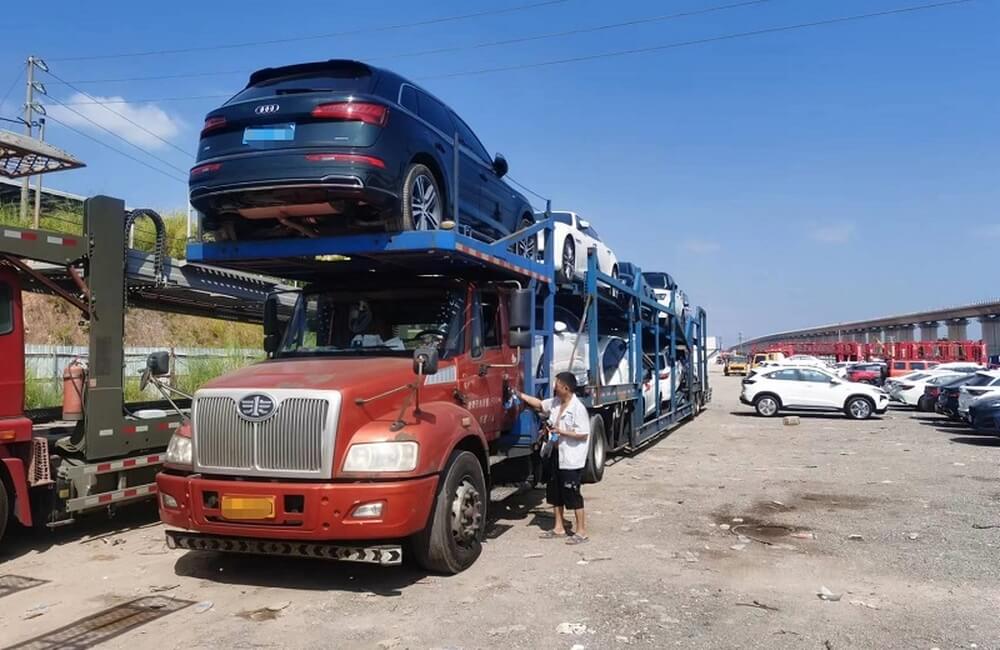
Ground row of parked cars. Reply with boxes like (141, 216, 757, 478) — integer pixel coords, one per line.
(187, 58, 688, 315)
(887, 367, 1000, 434)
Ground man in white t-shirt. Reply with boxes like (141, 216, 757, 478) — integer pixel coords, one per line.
(520, 372, 591, 544)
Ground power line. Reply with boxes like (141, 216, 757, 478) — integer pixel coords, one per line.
(424, 0, 977, 80)
(62, 94, 230, 106)
(0, 67, 23, 108)
(43, 67, 194, 158)
(48, 0, 573, 62)
(43, 114, 187, 183)
(47, 0, 975, 109)
(383, 0, 774, 62)
(42, 95, 190, 175)
(50, 0, 773, 86)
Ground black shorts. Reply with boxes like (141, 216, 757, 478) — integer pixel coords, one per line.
(546, 466, 584, 510)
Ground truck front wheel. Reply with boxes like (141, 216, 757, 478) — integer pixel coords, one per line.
(0, 479, 9, 545)
(412, 450, 487, 574)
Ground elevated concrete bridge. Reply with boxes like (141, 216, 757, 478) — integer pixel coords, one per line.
(743, 299, 1000, 357)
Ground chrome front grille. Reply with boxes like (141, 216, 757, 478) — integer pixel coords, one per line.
(193, 389, 340, 479)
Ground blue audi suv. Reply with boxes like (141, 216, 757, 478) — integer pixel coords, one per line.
(190, 59, 534, 244)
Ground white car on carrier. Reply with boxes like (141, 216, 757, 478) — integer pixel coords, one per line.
(537, 211, 618, 284)
(740, 365, 888, 420)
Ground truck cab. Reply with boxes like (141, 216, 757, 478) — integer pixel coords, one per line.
(158, 276, 526, 573)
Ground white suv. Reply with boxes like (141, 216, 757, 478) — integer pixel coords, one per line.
(740, 365, 889, 420)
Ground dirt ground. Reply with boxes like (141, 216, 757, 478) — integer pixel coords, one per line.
(2, 369, 999, 649)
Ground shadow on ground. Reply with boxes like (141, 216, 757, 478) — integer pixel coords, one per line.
(0, 501, 160, 564)
(949, 436, 1000, 448)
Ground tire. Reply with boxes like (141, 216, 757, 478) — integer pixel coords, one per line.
(411, 450, 487, 574)
(582, 414, 606, 484)
(400, 164, 444, 232)
(754, 394, 780, 417)
(559, 237, 575, 283)
(0, 480, 9, 546)
(845, 396, 875, 420)
(514, 215, 537, 259)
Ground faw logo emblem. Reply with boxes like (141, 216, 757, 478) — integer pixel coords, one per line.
(237, 394, 276, 420)
(254, 104, 280, 115)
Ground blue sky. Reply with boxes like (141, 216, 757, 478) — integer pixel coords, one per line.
(1, 0, 997, 344)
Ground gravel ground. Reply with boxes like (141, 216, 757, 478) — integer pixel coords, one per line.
(2, 370, 999, 649)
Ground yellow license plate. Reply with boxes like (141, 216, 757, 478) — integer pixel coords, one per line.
(221, 495, 275, 520)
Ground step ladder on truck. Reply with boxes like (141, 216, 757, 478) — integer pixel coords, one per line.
(157, 204, 711, 573)
(0, 196, 288, 546)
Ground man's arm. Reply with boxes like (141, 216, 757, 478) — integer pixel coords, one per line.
(519, 391, 544, 411)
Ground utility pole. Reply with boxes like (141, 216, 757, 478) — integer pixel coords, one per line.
(33, 117, 45, 228)
(20, 57, 36, 221)
(19, 56, 48, 222)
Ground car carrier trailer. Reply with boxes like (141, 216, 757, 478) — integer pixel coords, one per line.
(157, 210, 710, 573)
(0, 196, 287, 546)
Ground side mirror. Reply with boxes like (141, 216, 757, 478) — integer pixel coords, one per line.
(830, 378, 842, 385)
(554, 320, 567, 334)
(263, 293, 280, 337)
(508, 288, 532, 349)
(578, 219, 591, 230)
(263, 334, 280, 356)
(413, 345, 439, 375)
(147, 351, 170, 377)
(492, 153, 509, 178)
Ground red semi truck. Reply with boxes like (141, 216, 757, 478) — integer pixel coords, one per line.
(159, 221, 711, 573)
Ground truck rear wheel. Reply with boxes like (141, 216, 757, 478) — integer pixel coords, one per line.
(412, 450, 486, 574)
(582, 414, 606, 484)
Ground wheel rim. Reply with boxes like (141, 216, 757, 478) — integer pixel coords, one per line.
(759, 397, 777, 416)
(514, 220, 537, 258)
(450, 477, 483, 550)
(411, 173, 441, 230)
(561, 241, 574, 280)
(850, 400, 871, 418)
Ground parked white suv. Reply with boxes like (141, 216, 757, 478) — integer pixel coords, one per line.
(740, 365, 889, 419)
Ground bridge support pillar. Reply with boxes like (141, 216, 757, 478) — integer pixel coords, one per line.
(919, 321, 939, 341)
(947, 318, 969, 341)
(981, 316, 1000, 358)
(896, 325, 915, 342)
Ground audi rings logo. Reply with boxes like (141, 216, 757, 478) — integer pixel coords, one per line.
(254, 104, 280, 115)
(237, 393, 276, 420)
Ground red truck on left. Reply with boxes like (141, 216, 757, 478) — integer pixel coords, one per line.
(0, 196, 281, 545)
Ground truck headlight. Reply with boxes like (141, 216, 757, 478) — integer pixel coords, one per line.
(343, 442, 418, 472)
(164, 432, 193, 470)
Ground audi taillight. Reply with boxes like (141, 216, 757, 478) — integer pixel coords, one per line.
(311, 102, 388, 126)
(305, 153, 385, 168)
(201, 116, 227, 135)
(190, 163, 222, 176)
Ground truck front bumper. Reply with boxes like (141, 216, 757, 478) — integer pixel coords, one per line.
(165, 530, 402, 565)
(157, 472, 438, 542)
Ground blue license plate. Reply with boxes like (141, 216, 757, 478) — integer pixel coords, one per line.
(243, 123, 295, 144)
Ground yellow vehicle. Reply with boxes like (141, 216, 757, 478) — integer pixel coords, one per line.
(750, 351, 786, 371)
(724, 354, 749, 376)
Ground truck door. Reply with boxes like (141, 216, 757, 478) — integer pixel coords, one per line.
(0, 270, 24, 418)
(458, 288, 508, 438)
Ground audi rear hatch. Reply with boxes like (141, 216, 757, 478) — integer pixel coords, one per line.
(196, 60, 386, 162)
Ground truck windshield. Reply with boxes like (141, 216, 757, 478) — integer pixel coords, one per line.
(278, 287, 466, 358)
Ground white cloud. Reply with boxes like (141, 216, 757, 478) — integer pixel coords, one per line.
(809, 222, 855, 244)
(48, 93, 185, 150)
(683, 239, 721, 254)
